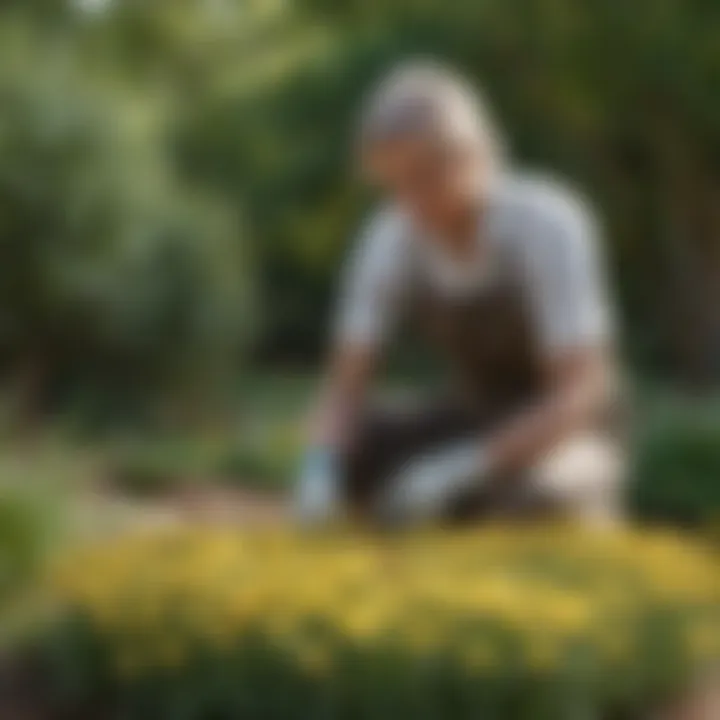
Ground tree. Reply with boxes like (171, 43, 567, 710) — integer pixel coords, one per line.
(0, 17, 253, 426)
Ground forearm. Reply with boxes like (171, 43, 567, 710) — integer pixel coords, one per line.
(297, 344, 376, 523)
(375, 352, 615, 525)
(485, 354, 613, 474)
(309, 388, 360, 450)
(308, 344, 376, 449)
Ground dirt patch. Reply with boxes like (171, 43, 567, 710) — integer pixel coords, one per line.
(70, 483, 290, 540)
(656, 672, 720, 720)
(168, 484, 291, 525)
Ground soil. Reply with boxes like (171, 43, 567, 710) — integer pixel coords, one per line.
(70, 482, 291, 539)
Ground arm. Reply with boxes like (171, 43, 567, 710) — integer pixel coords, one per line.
(377, 349, 614, 525)
(295, 209, 410, 523)
(309, 343, 378, 451)
(488, 187, 615, 474)
(484, 346, 614, 475)
(294, 344, 377, 525)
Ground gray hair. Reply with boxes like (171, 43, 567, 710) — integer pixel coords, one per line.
(358, 60, 506, 169)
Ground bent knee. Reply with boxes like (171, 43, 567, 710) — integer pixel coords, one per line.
(530, 434, 626, 524)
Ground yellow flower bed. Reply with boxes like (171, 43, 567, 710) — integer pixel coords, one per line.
(45, 526, 720, 719)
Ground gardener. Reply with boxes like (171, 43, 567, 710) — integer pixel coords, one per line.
(295, 61, 624, 527)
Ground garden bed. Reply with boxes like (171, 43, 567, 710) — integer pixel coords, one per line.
(26, 525, 720, 719)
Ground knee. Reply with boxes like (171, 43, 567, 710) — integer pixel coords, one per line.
(530, 434, 627, 523)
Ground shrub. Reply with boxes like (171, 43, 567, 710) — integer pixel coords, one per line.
(38, 527, 720, 719)
(106, 438, 225, 497)
(0, 492, 50, 607)
(0, 447, 75, 611)
(0, 29, 254, 424)
(105, 422, 302, 496)
(631, 397, 720, 526)
(219, 420, 302, 491)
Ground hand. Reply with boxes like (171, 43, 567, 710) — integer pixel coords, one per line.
(377, 440, 487, 526)
(294, 448, 340, 525)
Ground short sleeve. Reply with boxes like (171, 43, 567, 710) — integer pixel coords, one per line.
(333, 208, 413, 349)
(521, 189, 613, 353)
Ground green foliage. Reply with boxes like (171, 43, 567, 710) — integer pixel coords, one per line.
(103, 373, 315, 494)
(0, 445, 74, 610)
(106, 426, 302, 497)
(0, 19, 253, 422)
(0, 492, 48, 606)
(219, 425, 301, 491)
(631, 396, 720, 526)
(106, 440, 200, 497)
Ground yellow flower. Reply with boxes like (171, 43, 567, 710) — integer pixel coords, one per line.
(295, 642, 332, 677)
(524, 635, 562, 671)
(154, 639, 188, 669)
(462, 643, 497, 671)
(114, 648, 144, 679)
(687, 623, 720, 662)
(47, 524, 720, 685)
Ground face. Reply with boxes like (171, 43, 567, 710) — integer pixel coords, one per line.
(363, 133, 485, 234)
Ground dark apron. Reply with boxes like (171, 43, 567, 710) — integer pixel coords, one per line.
(341, 251, 620, 521)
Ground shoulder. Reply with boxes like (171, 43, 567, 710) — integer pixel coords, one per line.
(493, 173, 602, 278)
(490, 171, 599, 263)
(357, 203, 413, 246)
(350, 204, 415, 273)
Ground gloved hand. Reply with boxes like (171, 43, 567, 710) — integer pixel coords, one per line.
(377, 440, 487, 526)
(294, 447, 341, 525)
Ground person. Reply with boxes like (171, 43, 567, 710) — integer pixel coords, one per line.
(295, 60, 624, 528)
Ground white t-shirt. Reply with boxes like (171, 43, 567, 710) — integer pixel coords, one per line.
(334, 172, 614, 355)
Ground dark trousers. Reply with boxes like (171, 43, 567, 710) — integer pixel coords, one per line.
(341, 397, 624, 525)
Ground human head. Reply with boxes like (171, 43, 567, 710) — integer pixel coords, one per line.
(358, 60, 504, 233)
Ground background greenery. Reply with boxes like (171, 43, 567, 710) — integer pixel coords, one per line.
(0, 0, 717, 522)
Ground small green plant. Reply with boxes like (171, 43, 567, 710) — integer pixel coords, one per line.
(0, 494, 47, 605)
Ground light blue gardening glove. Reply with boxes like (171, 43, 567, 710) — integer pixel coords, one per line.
(377, 439, 488, 526)
(294, 447, 341, 525)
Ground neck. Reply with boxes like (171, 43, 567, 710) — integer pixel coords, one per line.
(441, 196, 484, 254)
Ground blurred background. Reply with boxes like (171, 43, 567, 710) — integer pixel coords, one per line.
(0, 0, 718, 605)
